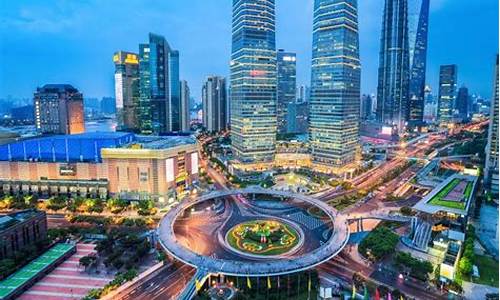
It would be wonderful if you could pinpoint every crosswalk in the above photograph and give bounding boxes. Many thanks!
[287,212,324,230]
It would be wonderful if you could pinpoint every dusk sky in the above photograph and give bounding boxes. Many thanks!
[0,0,498,101]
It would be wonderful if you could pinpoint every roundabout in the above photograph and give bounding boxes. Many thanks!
[225,219,302,257]
[158,187,350,276]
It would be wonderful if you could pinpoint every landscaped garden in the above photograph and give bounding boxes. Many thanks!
[358,226,399,261]
[428,178,472,210]
[226,220,300,256]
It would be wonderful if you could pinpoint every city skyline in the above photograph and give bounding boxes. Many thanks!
[0,0,498,101]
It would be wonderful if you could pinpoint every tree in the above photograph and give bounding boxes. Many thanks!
[459,257,473,276]
[400,206,413,216]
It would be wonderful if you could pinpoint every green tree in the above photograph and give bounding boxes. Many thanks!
[459,257,473,276]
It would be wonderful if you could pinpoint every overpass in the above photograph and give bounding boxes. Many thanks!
[346,211,413,232]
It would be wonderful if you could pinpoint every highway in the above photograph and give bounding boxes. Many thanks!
[120,264,196,300]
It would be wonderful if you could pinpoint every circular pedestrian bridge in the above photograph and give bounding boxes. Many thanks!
[158,187,350,276]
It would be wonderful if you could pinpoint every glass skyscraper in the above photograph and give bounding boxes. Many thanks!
[309,0,361,171]
[113,51,139,131]
[139,33,180,135]
[408,0,430,126]
[277,49,297,134]
[203,76,227,133]
[455,85,469,121]
[376,0,410,132]
[437,64,458,123]
[485,55,499,195]
[230,0,277,165]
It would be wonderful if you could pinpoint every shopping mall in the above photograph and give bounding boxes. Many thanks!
[0,132,199,201]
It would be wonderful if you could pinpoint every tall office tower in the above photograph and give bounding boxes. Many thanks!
[376,0,410,132]
[34,84,85,135]
[297,85,310,103]
[423,85,437,123]
[202,76,227,133]
[309,0,361,172]
[485,55,499,195]
[180,80,190,132]
[456,86,469,121]
[361,94,373,121]
[230,0,277,165]
[113,51,139,131]
[287,101,308,134]
[276,49,297,134]
[139,33,180,135]
[437,65,458,123]
[407,0,430,126]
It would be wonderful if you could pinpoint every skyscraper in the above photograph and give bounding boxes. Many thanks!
[287,101,308,134]
[276,49,297,134]
[138,33,180,135]
[180,80,190,132]
[34,84,85,135]
[376,0,410,132]
[113,51,139,131]
[456,86,469,121]
[297,85,310,103]
[202,76,227,133]
[361,94,373,121]
[230,0,277,165]
[309,0,361,172]
[408,0,430,126]
[485,55,499,195]
[437,64,458,123]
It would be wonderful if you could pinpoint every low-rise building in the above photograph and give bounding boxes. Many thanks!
[0,209,47,259]
[0,132,199,201]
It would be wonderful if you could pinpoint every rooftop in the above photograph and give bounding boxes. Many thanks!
[413,173,478,216]
[0,209,43,231]
[124,135,197,150]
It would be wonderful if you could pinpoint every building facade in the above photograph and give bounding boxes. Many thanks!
[276,49,297,134]
[0,133,199,201]
[376,0,410,132]
[455,86,469,121]
[34,84,85,135]
[139,33,180,135]
[286,101,308,134]
[0,210,47,259]
[437,64,458,123]
[361,94,373,121]
[202,76,227,133]
[407,0,430,127]
[309,0,361,173]
[113,51,140,131]
[180,80,190,132]
[485,55,499,196]
[230,0,277,167]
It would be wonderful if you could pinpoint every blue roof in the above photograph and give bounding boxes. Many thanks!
[0,132,135,163]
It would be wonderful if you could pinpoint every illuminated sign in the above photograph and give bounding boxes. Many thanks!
[59,164,76,176]
[283,56,296,62]
[381,126,393,135]
[250,70,266,77]
[165,158,175,183]
[191,152,198,175]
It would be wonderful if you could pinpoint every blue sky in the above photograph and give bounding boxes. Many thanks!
[0,0,498,101]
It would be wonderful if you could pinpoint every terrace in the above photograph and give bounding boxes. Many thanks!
[413,174,478,216]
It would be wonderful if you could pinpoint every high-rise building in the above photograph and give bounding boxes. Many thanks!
[437,64,458,123]
[113,51,140,131]
[407,0,430,126]
[180,80,190,132]
[202,76,227,133]
[456,86,469,121]
[361,94,373,121]
[309,0,361,172]
[230,0,277,165]
[485,55,499,196]
[423,85,437,123]
[34,84,85,135]
[138,33,180,135]
[277,49,297,134]
[287,101,308,134]
[376,0,410,132]
[297,85,310,103]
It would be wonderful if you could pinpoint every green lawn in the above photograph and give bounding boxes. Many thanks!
[473,255,499,287]
[428,178,469,210]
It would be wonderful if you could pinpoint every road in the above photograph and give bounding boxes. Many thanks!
[120,264,196,300]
